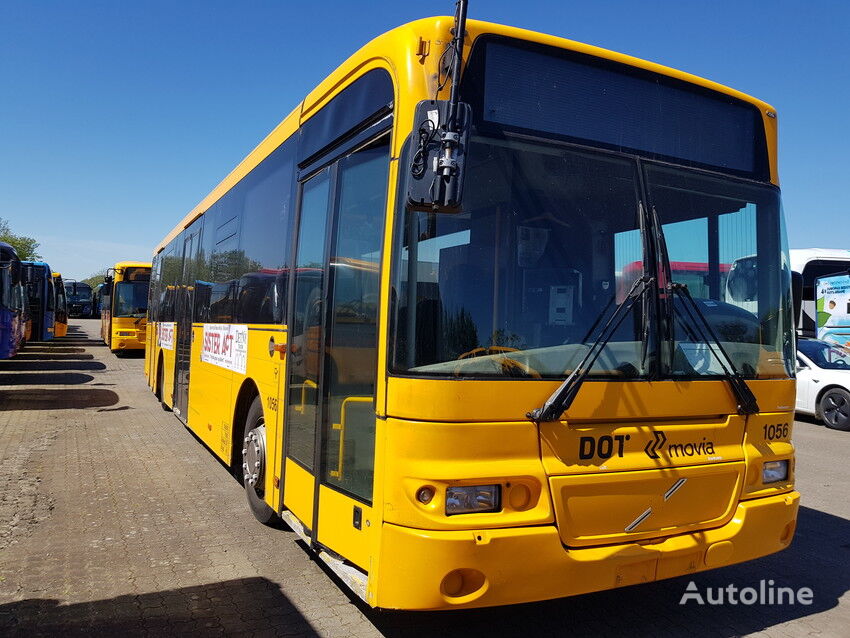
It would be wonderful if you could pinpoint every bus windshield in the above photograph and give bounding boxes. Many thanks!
[114,281,149,318]
[392,135,792,380]
[65,283,92,302]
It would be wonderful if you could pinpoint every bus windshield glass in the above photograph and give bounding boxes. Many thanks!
[114,281,149,318]
[392,140,791,381]
[393,137,648,379]
[66,283,92,302]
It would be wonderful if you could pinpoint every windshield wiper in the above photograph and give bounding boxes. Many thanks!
[670,282,759,415]
[527,275,653,423]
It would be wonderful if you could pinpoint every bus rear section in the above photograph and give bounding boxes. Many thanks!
[102,262,151,352]
[52,273,68,337]
[21,261,55,341]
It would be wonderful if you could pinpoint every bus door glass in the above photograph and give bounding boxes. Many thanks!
[175,228,201,417]
[283,137,389,562]
[284,168,332,527]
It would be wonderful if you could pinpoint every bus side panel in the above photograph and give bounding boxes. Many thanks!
[283,459,315,529]
[144,322,155,381]
[185,325,233,461]
[244,326,286,511]
[317,485,373,571]
[161,333,177,408]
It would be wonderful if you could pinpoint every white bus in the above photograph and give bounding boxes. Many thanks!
[790,248,850,337]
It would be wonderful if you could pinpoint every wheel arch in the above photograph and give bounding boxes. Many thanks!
[155,349,164,397]
[231,378,261,469]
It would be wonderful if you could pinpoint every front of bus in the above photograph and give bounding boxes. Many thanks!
[109,263,151,352]
[65,282,93,318]
[375,21,797,610]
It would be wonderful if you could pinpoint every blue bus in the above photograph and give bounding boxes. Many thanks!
[1,242,28,358]
[21,261,56,342]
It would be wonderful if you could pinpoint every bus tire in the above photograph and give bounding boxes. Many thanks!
[241,396,278,525]
[819,387,850,431]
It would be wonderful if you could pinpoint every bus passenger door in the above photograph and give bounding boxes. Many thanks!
[174,229,200,419]
[282,137,389,574]
[283,168,331,530]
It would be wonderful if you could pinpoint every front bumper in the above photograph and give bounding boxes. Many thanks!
[375,490,799,610]
[112,329,146,350]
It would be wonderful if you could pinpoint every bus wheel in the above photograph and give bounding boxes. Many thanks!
[820,388,850,431]
[241,396,277,525]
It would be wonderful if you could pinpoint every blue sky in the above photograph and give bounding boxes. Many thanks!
[1,0,848,279]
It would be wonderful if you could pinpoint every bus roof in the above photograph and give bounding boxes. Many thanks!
[114,261,152,270]
[0,242,19,262]
[154,16,779,255]
[789,248,850,272]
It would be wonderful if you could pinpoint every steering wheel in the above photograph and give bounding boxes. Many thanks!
[834,359,848,368]
[454,346,542,379]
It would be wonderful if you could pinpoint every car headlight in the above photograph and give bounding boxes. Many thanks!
[445,485,501,515]
[763,460,789,483]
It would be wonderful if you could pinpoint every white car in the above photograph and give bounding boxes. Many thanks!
[796,338,850,430]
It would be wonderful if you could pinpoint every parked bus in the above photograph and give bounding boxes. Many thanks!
[21,261,55,341]
[814,270,850,347]
[64,280,94,318]
[92,282,105,317]
[0,242,28,358]
[52,272,68,337]
[145,7,797,610]
[101,262,151,353]
[790,248,850,337]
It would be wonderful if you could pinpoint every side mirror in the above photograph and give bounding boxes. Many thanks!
[406,99,472,213]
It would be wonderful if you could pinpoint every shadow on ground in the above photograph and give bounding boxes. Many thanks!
[0,373,95,386]
[0,577,317,637]
[0,361,106,372]
[113,350,146,359]
[0,388,118,411]
[16,347,85,354]
[11,353,95,361]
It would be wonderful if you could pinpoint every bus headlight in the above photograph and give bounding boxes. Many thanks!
[763,460,788,483]
[445,485,500,515]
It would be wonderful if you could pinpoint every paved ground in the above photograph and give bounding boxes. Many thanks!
[0,319,848,637]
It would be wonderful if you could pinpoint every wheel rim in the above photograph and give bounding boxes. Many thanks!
[243,418,266,492]
[822,392,850,427]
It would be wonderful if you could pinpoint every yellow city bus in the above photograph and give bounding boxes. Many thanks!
[145,7,797,611]
[52,272,68,338]
[101,261,151,353]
